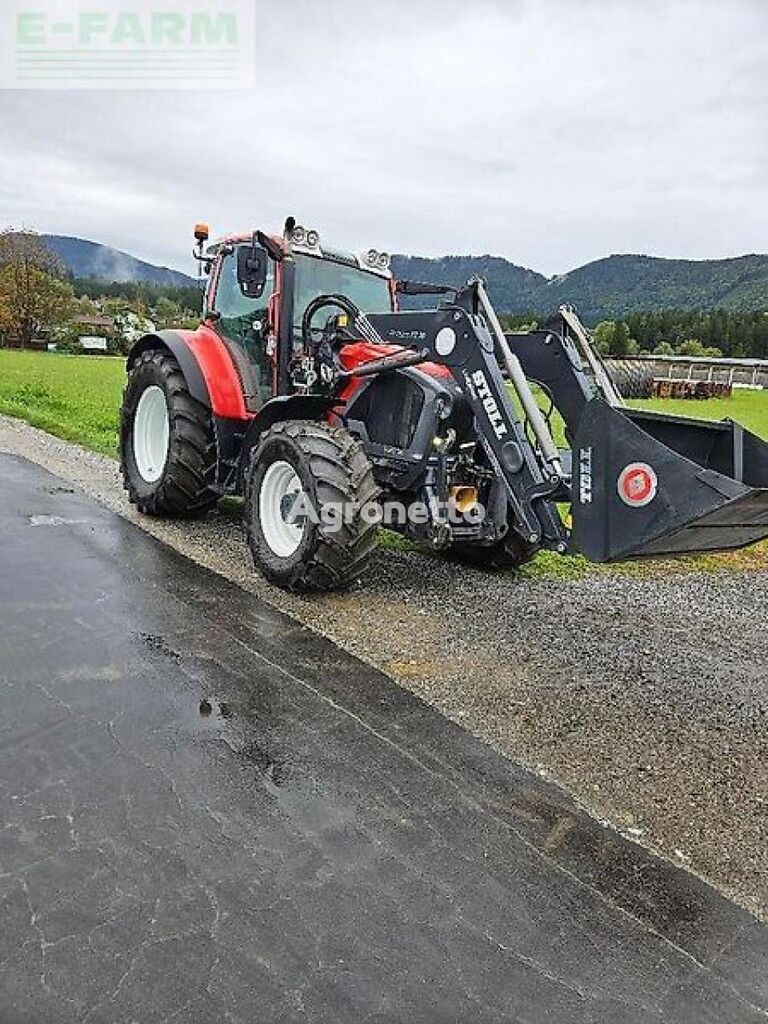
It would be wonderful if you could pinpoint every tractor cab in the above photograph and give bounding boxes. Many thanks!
[197,222,394,410]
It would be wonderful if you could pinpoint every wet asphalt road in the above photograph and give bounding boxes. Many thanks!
[0,453,766,1023]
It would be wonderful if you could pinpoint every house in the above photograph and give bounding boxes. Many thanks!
[75,313,115,332]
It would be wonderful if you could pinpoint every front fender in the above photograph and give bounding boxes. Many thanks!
[127,331,211,408]
[238,395,340,483]
[127,326,250,420]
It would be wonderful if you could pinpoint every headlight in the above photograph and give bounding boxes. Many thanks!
[306,229,320,247]
[377,251,390,269]
[292,225,306,244]
[366,249,379,267]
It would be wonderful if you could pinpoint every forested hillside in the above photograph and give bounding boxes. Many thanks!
[43,235,197,289]
[538,254,768,320]
[391,255,546,312]
[392,253,768,319]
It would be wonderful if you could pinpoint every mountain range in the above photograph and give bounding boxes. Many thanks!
[392,253,768,319]
[44,234,768,321]
[44,235,197,289]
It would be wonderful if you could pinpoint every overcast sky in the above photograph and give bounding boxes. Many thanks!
[0,0,766,277]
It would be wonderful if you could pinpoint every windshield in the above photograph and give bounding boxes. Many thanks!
[293,254,392,326]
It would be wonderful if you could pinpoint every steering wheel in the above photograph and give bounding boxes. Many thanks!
[300,294,361,350]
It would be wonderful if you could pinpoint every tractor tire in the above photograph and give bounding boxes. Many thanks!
[245,420,379,592]
[446,531,537,571]
[606,360,655,400]
[120,347,218,517]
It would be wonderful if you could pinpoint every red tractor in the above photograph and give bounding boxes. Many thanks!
[120,218,768,591]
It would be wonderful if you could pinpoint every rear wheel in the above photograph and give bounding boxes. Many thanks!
[245,421,379,592]
[120,348,218,516]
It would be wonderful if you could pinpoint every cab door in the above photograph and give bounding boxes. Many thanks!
[208,244,276,410]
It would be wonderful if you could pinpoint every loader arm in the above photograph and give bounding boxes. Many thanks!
[363,283,768,563]
[364,290,569,552]
[504,306,621,442]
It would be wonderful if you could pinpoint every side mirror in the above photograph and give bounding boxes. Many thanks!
[237,244,269,299]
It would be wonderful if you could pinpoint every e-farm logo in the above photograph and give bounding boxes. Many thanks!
[1,1,256,89]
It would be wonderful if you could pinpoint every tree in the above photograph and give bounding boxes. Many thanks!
[592,320,615,354]
[0,229,75,346]
[677,338,705,357]
[112,310,156,352]
[624,309,768,359]
[499,313,539,332]
[153,295,199,331]
[73,293,101,319]
[653,341,675,356]
[609,320,631,357]
[154,296,183,327]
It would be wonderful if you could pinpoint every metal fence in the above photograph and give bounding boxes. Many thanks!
[606,355,768,390]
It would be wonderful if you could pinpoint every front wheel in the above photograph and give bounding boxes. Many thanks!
[245,421,379,592]
[120,348,218,516]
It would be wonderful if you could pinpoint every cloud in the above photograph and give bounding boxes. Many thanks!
[0,0,766,275]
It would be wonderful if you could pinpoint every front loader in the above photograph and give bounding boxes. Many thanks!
[119,218,768,591]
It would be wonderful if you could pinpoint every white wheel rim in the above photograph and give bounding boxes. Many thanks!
[259,460,305,558]
[133,385,170,484]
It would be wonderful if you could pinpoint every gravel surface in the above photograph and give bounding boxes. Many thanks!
[2,412,767,920]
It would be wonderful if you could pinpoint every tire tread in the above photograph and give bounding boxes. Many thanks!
[120,348,219,517]
[245,420,379,592]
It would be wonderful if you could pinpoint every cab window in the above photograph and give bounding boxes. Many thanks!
[215,246,274,321]
[213,246,275,401]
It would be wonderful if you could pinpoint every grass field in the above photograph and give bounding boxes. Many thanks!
[628,391,768,438]
[0,350,125,456]
[1,348,767,575]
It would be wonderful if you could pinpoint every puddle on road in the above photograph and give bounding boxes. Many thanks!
[181,694,289,789]
[177,695,236,736]
[139,633,182,662]
[238,738,287,788]
[28,514,90,527]
[199,697,232,722]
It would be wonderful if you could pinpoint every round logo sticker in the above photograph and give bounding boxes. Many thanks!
[617,463,658,508]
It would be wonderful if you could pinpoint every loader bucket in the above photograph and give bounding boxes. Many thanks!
[569,399,768,562]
